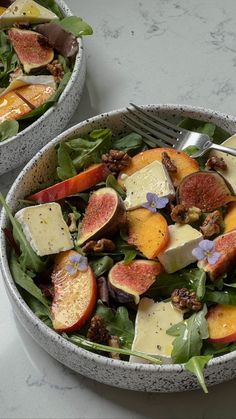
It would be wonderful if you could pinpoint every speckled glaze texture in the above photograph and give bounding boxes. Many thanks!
[0,0,86,176]
[2,104,236,393]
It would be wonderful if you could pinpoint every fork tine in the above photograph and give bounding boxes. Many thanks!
[124,112,177,147]
[130,103,184,133]
[122,116,167,148]
[127,108,178,146]
[127,106,180,144]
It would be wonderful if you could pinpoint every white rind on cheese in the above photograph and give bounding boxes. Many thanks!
[209,134,236,193]
[123,160,175,210]
[15,202,73,256]
[158,223,203,273]
[0,0,58,28]
[130,298,183,364]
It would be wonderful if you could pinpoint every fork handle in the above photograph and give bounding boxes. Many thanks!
[210,143,236,157]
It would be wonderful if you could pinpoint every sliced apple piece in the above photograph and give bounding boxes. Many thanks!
[127,208,169,259]
[27,164,110,203]
[0,84,54,124]
[118,147,199,188]
[51,250,97,332]
[207,304,236,343]
[77,187,126,246]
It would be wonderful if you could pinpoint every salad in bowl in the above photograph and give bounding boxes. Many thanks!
[0,0,92,174]
[1,105,236,393]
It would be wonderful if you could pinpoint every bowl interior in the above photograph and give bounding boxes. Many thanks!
[1,103,236,378]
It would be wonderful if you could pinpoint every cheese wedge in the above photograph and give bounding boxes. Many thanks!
[130,298,183,364]
[15,203,74,256]
[0,0,58,28]
[0,75,56,98]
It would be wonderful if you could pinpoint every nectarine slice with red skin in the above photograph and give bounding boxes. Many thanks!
[28,163,110,203]
[198,230,236,280]
[207,304,236,343]
[51,250,97,332]
[127,208,169,259]
[117,147,199,188]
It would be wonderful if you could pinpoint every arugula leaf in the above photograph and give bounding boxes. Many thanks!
[123,249,137,265]
[106,174,126,199]
[204,290,236,305]
[0,32,18,87]
[185,355,212,394]
[145,268,204,299]
[71,129,112,171]
[57,143,77,180]
[10,254,50,309]
[89,256,114,277]
[167,305,209,363]
[182,146,199,157]
[95,301,134,348]
[56,16,93,36]
[0,120,19,142]
[63,333,162,364]
[179,118,229,144]
[112,132,145,155]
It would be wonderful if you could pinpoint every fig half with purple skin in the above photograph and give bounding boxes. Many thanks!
[35,22,78,58]
[77,187,126,246]
[8,28,54,73]
[177,171,236,212]
[108,260,163,304]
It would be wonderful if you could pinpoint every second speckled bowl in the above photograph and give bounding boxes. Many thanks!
[0,0,86,175]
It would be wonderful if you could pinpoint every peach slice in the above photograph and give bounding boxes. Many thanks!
[224,202,236,233]
[207,304,236,343]
[127,208,169,259]
[51,250,97,332]
[0,84,54,124]
[118,147,199,188]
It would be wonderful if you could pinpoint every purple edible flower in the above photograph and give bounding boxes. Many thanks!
[65,253,88,275]
[192,239,221,265]
[142,192,169,213]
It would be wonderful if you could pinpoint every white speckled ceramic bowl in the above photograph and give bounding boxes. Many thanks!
[0,0,86,176]
[1,104,236,392]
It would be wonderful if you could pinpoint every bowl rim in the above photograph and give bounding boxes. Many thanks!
[0,0,84,147]
[1,103,236,373]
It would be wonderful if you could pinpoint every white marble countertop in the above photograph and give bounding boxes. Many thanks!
[1,1,236,417]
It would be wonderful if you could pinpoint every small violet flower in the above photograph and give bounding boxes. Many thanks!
[142,192,169,213]
[65,253,88,275]
[192,239,221,265]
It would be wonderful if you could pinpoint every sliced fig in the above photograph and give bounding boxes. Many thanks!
[35,22,78,58]
[177,171,236,212]
[77,187,126,246]
[198,230,236,280]
[108,260,163,304]
[8,28,54,73]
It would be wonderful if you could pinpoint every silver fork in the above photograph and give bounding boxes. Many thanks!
[123,103,236,158]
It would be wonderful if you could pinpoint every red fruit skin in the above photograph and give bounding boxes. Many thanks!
[207,304,236,344]
[198,230,236,280]
[28,164,110,203]
[51,250,97,333]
